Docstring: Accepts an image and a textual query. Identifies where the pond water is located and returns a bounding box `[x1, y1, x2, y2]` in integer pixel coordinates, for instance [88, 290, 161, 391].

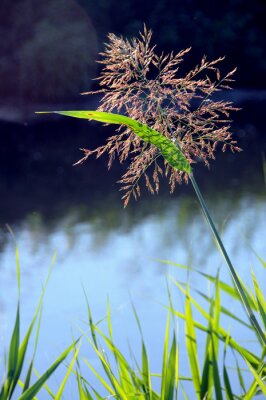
[0, 95, 266, 398]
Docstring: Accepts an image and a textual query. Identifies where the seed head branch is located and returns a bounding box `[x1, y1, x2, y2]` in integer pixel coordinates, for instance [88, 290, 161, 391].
[79, 26, 240, 205]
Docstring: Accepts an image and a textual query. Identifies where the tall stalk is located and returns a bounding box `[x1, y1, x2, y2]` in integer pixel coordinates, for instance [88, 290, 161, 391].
[189, 172, 266, 347]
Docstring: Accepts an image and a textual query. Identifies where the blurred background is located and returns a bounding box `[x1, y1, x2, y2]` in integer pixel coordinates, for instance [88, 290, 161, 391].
[0, 0, 266, 397]
[0, 0, 265, 241]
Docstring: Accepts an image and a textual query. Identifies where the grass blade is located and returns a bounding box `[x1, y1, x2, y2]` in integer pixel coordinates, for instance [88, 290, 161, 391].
[185, 290, 201, 398]
[172, 278, 264, 368]
[83, 357, 116, 396]
[194, 289, 252, 329]
[32, 369, 56, 399]
[161, 313, 170, 399]
[189, 173, 266, 346]
[54, 345, 80, 399]
[252, 270, 266, 329]
[211, 334, 223, 400]
[15, 252, 57, 395]
[77, 373, 91, 400]
[164, 333, 178, 400]
[223, 365, 234, 400]
[244, 360, 266, 397]
[2, 304, 20, 399]
[131, 302, 152, 397]
[23, 306, 43, 392]
[36, 111, 191, 173]
[15, 246, 21, 297]
[200, 305, 213, 397]
[17, 340, 79, 400]
[223, 332, 234, 400]
[92, 327, 135, 397]
[233, 350, 246, 395]
[166, 261, 257, 310]
[141, 342, 152, 398]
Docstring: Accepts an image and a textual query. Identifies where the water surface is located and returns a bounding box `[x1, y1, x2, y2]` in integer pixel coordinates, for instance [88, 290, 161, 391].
[0, 96, 266, 397]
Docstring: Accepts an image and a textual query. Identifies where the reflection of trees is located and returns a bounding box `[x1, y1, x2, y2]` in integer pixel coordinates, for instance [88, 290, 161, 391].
[0, 146, 265, 248]
[0, 176, 265, 264]
[0, 100, 265, 256]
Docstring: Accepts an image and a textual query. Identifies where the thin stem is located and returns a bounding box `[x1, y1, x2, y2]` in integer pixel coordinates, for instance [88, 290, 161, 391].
[189, 172, 266, 347]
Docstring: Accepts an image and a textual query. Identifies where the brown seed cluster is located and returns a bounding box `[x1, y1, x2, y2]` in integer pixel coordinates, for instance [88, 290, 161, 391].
[79, 26, 240, 206]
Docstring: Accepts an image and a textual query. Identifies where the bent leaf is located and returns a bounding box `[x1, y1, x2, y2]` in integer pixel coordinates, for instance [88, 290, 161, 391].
[37, 111, 191, 173]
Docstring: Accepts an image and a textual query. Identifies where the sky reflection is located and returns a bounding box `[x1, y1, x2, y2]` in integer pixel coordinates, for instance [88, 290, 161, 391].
[0, 189, 265, 397]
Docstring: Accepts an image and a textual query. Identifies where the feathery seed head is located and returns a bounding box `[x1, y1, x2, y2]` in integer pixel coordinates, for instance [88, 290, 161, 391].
[80, 26, 240, 206]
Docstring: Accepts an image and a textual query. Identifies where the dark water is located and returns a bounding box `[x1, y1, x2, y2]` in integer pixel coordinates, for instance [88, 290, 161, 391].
[0, 93, 266, 397]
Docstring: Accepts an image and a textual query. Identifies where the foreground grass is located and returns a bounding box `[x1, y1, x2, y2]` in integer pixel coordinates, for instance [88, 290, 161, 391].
[0, 248, 79, 400]
[1, 250, 266, 399]
[76, 258, 266, 399]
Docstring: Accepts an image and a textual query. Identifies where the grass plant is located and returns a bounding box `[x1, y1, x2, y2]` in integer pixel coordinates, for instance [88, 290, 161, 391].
[37, 27, 265, 337]
[75, 256, 266, 399]
[33, 25, 266, 397]
[0, 246, 79, 400]
[1, 247, 265, 398]
[38, 107, 266, 347]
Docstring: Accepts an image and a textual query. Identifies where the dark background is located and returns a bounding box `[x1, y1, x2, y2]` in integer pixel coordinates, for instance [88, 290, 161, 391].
[78, 0, 266, 88]
[0, 0, 265, 241]
[1, 0, 265, 109]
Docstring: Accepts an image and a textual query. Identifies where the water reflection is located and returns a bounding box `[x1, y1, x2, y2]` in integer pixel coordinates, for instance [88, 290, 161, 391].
[0, 98, 266, 397]
[0, 185, 265, 396]
[1, 185, 265, 262]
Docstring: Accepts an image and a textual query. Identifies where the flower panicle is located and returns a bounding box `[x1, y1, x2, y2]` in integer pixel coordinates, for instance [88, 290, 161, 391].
[78, 26, 240, 205]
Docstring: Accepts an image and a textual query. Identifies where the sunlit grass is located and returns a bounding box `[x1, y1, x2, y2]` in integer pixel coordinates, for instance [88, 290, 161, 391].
[33, 23, 266, 397]
[0, 247, 79, 400]
[74, 255, 266, 399]
[1, 248, 266, 399]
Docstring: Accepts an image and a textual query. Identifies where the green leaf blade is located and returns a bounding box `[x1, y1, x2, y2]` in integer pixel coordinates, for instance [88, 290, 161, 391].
[17, 340, 78, 400]
[37, 111, 191, 174]
[185, 292, 201, 398]
[4, 304, 21, 398]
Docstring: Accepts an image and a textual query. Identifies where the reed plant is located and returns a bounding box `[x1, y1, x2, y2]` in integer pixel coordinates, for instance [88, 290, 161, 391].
[37, 26, 266, 397]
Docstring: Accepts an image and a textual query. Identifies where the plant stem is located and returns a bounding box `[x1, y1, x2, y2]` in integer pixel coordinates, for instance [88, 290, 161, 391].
[189, 172, 266, 347]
